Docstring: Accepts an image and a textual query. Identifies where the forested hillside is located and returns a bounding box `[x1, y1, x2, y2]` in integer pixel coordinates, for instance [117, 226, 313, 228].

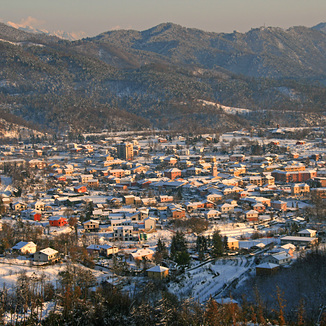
[1, 22, 326, 133]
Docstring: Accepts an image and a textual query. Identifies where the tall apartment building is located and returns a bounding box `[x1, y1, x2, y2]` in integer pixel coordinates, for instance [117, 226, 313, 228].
[117, 142, 133, 161]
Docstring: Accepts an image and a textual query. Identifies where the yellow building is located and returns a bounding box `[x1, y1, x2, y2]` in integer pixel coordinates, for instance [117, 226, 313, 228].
[227, 237, 239, 250]
[147, 265, 169, 279]
[291, 183, 310, 196]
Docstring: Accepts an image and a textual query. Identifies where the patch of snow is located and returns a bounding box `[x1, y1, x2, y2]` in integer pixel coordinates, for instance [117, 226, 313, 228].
[198, 99, 251, 115]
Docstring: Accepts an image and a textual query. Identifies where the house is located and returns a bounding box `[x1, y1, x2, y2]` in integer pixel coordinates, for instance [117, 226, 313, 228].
[220, 203, 234, 213]
[74, 185, 87, 193]
[100, 244, 119, 257]
[21, 209, 42, 221]
[80, 174, 94, 183]
[252, 202, 265, 213]
[205, 210, 220, 220]
[164, 168, 182, 180]
[280, 244, 295, 257]
[86, 244, 101, 256]
[12, 241, 37, 254]
[170, 208, 186, 219]
[297, 229, 317, 238]
[226, 237, 239, 250]
[32, 201, 45, 211]
[147, 265, 169, 279]
[49, 216, 68, 227]
[263, 252, 292, 265]
[159, 195, 174, 203]
[186, 202, 204, 212]
[271, 169, 317, 183]
[207, 193, 223, 203]
[83, 220, 100, 232]
[280, 236, 318, 247]
[245, 210, 259, 222]
[271, 200, 287, 211]
[202, 199, 215, 209]
[28, 159, 47, 169]
[114, 226, 134, 241]
[243, 176, 263, 187]
[109, 169, 126, 178]
[139, 217, 156, 231]
[141, 197, 157, 206]
[124, 195, 135, 205]
[34, 248, 59, 263]
[256, 262, 279, 276]
[163, 156, 178, 166]
[311, 187, 326, 199]
[11, 202, 27, 212]
[87, 179, 99, 187]
[230, 154, 245, 162]
[130, 248, 154, 261]
[291, 183, 310, 196]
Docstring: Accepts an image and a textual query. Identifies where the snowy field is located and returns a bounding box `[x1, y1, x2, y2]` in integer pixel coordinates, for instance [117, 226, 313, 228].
[0, 258, 108, 292]
[168, 256, 254, 303]
[203, 223, 256, 238]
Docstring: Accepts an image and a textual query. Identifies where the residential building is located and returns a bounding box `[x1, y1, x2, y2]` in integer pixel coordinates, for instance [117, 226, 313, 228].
[34, 248, 59, 263]
[117, 142, 133, 161]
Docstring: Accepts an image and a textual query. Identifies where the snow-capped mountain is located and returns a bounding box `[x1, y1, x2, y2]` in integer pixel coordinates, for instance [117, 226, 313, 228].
[6, 20, 86, 41]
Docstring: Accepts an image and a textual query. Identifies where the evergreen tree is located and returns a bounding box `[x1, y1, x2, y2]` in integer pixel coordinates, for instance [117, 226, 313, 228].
[223, 236, 229, 250]
[156, 238, 168, 259]
[196, 235, 207, 261]
[211, 230, 224, 258]
[170, 231, 190, 266]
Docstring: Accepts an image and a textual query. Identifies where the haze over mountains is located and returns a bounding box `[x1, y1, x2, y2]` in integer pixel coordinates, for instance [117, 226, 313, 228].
[0, 21, 326, 134]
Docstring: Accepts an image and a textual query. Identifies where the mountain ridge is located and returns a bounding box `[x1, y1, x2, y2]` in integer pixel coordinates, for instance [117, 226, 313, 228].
[86, 22, 326, 79]
[0, 21, 326, 134]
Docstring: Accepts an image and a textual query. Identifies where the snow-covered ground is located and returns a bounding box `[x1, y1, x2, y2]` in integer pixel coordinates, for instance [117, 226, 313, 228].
[168, 256, 254, 303]
[203, 223, 256, 238]
[238, 237, 279, 249]
[198, 99, 252, 115]
[285, 199, 311, 209]
[0, 258, 107, 291]
[0, 176, 12, 186]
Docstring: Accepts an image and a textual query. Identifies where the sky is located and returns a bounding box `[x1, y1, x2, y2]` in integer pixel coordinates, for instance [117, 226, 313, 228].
[1, 0, 326, 38]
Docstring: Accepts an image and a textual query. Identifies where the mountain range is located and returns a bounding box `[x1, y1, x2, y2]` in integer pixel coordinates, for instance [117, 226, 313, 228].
[0, 21, 326, 134]
[6, 20, 86, 41]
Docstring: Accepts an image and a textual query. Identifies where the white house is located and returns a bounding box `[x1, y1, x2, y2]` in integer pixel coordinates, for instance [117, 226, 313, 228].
[297, 229, 317, 238]
[34, 248, 59, 263]
[12, 241, 37, 254]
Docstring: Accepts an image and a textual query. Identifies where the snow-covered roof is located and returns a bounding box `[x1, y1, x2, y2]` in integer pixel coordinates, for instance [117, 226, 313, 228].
[297, 229, 316, 235]
[254, 243, 265, 248]
[39, 247, 58, 256]
[146, 265, 169, 273]
[12, 241, 36, 250]
[130, 248, 154, 259]
[87, 244, 101, 251]
[256, 262, 279, 269]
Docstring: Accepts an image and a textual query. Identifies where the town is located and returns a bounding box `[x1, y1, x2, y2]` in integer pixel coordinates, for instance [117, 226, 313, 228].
[0, 126, 326, 323]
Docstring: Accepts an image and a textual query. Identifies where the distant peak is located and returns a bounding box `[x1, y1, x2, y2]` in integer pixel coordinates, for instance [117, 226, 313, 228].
[312, 22, 326, 33]
[5, 21, 86, 41]
[153, 22, 181, 29]
[144, 22, 183, 34]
